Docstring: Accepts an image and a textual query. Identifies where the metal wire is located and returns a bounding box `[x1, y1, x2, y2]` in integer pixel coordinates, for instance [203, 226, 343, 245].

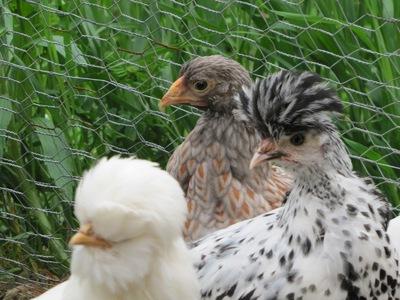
[0, 0, 399, 294]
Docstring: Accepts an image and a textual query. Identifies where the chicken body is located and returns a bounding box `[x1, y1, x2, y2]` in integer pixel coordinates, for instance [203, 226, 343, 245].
[161, 55, 291, 241]
[34, 157, 200, 300]
[47, 238, 196, 300]
[190, 71, 400, 299]
[168, 111, 288, 240]
[192, 172, 398, 300]
[388, 215, 400, 260]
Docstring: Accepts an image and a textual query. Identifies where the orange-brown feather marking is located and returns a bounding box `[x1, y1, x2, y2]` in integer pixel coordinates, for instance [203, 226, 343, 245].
[167, 118, 292, 241]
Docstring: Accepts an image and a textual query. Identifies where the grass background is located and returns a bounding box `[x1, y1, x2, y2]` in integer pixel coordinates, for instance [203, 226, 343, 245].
[0, 0, 399, 291]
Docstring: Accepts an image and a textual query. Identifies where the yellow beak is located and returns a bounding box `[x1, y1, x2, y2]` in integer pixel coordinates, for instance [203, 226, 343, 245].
[250, 139, 286, 169]
[159, 76, 207, 111]
[69, 223, 111, 249]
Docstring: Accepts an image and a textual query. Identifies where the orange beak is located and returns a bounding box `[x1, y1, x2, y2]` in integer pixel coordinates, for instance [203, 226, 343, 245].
[159, 76, 207, 111]
[250, 139, 286, 169]
[69, 223, 111, 249]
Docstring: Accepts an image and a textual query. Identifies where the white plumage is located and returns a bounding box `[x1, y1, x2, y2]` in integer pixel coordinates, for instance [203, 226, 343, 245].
[190, 71, 400, 299]
[35, 157, 200, 300]
[192, 175, 398, 299]
[388, 215, 400, 260]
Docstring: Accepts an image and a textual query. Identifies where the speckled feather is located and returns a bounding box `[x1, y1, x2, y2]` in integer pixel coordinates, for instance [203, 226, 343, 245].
[168, 114, 289, 241]
[191, 71, 400, 300]
[166, 56, 291, 241]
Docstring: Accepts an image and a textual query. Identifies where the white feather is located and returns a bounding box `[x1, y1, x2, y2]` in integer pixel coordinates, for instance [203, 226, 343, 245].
[191, 173, 399, 299]
[34, 157, 200, 300]
[388, 215, 400, 259]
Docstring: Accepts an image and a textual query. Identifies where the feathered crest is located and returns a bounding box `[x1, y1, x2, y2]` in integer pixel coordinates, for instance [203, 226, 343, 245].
[236, 70, 343, 138]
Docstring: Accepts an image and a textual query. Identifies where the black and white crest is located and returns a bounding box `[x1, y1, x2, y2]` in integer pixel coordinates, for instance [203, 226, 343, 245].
[237, 70, 343, 138]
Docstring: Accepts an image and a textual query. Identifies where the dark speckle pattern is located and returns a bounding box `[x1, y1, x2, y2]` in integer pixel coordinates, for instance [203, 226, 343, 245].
[192, 71, 400, 299]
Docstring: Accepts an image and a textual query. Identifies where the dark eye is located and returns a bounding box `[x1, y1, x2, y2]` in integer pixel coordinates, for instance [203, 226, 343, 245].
[290, 133, 305, 146]
[194, 80, 208, 91]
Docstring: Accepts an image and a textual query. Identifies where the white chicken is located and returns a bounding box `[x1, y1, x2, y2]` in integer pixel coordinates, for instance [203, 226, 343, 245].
[35, 157, 200, 300]
[388, 215, 400, 260]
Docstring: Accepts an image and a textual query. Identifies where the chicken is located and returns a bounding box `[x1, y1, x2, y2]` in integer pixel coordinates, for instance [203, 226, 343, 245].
[160, 55, 291, 241]
[191, 71, 400, 299]
[34, 157, 199, 300]
[388, 215, 400, 261]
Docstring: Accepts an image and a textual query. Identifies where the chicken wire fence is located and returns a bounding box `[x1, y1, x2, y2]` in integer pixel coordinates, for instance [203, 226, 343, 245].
[0, 0, 399, 294]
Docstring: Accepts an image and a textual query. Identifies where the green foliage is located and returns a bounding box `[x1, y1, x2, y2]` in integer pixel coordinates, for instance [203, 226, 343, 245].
[0, 0, 399, 284]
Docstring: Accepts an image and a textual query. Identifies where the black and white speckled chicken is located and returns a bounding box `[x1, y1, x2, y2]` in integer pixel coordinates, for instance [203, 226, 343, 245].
[191, 70, 400, 300]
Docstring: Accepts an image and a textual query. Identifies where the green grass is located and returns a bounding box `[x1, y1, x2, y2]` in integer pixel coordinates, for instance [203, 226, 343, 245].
[0, 0, 399, 286]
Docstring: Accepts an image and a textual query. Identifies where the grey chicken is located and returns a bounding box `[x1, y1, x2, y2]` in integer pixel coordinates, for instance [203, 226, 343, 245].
[160, 55, 291, 241]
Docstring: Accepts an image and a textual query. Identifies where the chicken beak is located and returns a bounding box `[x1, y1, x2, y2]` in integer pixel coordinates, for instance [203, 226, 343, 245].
[250, 139, 286, 169]
[69, 223, 111, 249]
[159, 76, 207, 111]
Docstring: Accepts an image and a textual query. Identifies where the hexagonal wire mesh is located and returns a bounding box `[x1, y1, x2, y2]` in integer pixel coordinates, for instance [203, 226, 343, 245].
[0, 0, 399, 295]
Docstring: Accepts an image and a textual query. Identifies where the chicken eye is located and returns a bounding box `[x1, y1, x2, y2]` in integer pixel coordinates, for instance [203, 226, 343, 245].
[290, 133, 305, 146]
[194, 80, 208, 91]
